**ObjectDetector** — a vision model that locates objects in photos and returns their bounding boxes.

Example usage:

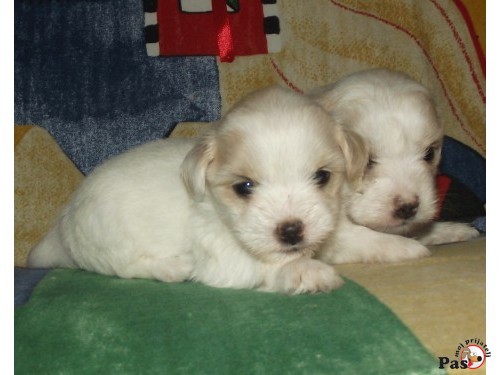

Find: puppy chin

[347,206,437,236]
[346,191,438,236]
[251,238,326,265]
[359,218,426,236]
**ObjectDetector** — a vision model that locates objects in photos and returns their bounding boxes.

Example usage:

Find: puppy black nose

[394,202,419,220]
[276,220,304,245]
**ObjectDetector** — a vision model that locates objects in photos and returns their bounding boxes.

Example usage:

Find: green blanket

[15,269,442,374]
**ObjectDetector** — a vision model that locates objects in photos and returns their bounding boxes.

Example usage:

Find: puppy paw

[273,259,344,294]
[418,221,481,246]
[330,224,431,264]
[370,236,431,263]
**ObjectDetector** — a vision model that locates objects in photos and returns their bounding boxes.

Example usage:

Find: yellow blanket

[217,0,485,157]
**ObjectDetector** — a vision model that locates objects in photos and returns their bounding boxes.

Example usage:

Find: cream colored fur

[312,68,479,264]
[28,86,366,294]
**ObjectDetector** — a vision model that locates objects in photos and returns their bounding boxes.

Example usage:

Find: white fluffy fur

[312,68,480,264]
[28,86,366,294]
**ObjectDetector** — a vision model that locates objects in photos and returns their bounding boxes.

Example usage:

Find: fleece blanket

[14,239,485,374]
[15,270,442,375]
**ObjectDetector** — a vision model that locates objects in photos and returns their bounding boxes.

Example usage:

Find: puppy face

[314,69,443,235]
[181,87,366,264]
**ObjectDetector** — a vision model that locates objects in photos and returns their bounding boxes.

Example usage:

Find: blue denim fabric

[15,268,51,306]
[15,0,221,174]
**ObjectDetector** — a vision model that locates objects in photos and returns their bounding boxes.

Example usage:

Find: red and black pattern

[143,0,281,62]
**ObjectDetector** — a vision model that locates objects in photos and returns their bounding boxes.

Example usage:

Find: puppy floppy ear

[333,126,368,184]
[180,131,216,201]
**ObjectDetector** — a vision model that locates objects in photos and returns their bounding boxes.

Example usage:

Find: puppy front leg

[319,218,431,264]
[417,221,480,246]
[267,258,344,295]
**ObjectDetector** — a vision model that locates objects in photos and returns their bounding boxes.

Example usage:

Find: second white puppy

[312,68,480,264]
[28,86,366,294]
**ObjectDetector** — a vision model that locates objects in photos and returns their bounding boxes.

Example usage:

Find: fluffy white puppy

[311,68,480,263]
[28,86,366,294]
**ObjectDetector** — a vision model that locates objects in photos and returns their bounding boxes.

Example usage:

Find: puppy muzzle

[275,220,305,246]
[393,200,419,220]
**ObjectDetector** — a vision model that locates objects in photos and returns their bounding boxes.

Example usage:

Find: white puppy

[311,68,480,264]
[28,86,367,294]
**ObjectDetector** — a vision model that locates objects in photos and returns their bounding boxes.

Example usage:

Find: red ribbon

[213,0,235,62]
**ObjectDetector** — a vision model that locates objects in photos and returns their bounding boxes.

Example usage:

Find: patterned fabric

[14,126,83,267]
[144,0,282,61]
[217,0,485,157]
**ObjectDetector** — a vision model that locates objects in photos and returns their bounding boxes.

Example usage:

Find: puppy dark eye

[313,169,331,187]
[233,180,254,197]
[367,157,376,170]
[423,147,435,162]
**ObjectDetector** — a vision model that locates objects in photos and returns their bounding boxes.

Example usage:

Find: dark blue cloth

[15,0,221,174]
[440,136,486,205]
[15,268,51,306]
[472,216,486,233]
